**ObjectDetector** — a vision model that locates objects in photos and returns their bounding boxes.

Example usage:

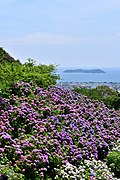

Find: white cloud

[0,32,90,45]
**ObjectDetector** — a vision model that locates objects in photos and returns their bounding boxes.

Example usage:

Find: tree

[0,59,60,95]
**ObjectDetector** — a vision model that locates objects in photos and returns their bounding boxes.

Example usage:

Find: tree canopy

[0,49,60,95]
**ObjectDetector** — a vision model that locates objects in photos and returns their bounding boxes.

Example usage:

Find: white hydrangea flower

[54,158,115,180]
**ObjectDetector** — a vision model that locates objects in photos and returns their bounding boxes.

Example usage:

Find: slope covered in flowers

[0,82,120,179]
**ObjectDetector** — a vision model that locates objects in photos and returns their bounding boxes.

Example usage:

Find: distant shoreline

[56,81,120,91]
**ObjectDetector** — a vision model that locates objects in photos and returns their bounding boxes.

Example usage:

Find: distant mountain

[0,47,21,64]
[63,69,105,73]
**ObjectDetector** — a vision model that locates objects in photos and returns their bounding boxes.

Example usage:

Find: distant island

[63,69,105,73]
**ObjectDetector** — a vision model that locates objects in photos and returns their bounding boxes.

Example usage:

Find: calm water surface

[57,68,120,82]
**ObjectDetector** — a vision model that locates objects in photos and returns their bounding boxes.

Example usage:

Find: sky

[0,0,120,68]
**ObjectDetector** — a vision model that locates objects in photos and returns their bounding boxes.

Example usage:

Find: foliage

[0,82,119,179]
[0,47,21,65]
[0,163,24,180]
[0,58,60,94]
[73,85,120,110]
[105,142,120,178]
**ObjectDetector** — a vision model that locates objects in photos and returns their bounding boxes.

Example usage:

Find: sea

[57,67,120,83]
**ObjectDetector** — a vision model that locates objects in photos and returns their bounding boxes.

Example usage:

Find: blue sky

[0,0,120,67]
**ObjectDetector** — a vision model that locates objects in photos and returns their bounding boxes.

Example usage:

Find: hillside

[0,47,21,64]
[0,82,119,179]
[0,49,119,179]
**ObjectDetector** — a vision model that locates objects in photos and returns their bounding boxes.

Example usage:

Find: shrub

[0,59,60,96]
[105,142,120,178]
[73,86,120,110]
[0,163,24,180]
[54,157,114,180]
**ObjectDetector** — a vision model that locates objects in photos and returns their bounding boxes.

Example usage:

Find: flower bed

[0,82,120,179]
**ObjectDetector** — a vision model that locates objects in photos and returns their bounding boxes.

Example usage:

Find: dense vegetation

[0,47,21,65]
[0,82,120,179]
[0,58,60,95]
[0,48,120,179]
[73,86,120,110]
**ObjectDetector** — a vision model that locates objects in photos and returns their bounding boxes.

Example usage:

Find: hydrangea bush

[0,82,120,179]
[105,141,120,178]
[54,158,115,180]
[0,163,24,180]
